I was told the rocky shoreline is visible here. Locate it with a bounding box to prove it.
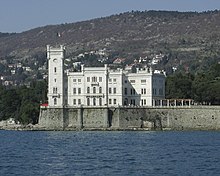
[0,123,169,131]
[2,124,219,131]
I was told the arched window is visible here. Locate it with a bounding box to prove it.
[87,87,90,94]
[99,98,102,106]
[124,98,128,106]
[54,98,57,105]
[93,87,96,94]
[93,98,96,106]
[87,98,90,106]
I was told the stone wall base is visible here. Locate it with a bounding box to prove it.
[38,106,220,131]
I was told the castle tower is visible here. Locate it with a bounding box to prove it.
[47,45,66,107]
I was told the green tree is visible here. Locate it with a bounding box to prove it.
[166,73,193,99]
[16,80,47,124]
[192,72,209,103]
[0,80,47,124]
[0,88,20,121]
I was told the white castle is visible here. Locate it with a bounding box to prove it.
[47,45,165,108]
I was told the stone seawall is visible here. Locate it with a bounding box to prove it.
[153,106,220,130]
[39,108,65,130]
[38,106,220,130]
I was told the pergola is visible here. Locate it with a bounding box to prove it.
[152,99,193,107]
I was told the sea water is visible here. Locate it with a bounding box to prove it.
[0,130,220,176]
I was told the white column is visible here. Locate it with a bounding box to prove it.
[153,99,155,107]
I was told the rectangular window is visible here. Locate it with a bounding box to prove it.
[78,99,81,105]
[144,99,146,105]
[53,87,57,94]
[92,76,97,82]
[130,88,133,95]
[78,79,81,83]
[109,78,112,82]
[73,88,76,94]
[144,88,146,94]
[109,99,112,105]
[141,88,143,94]
[73,79,76,82]
[124,88,127,95]
[131,99,135,105]
[99,87,102,93]
[54,67,57,73]
[113,78,117,82]
[109,87,112,94]
[114,99,117,105]
[113,88,116,94]
[159,89,163,95]
[99,77,102,82]
[141,99,144,106]
[73,99,76,105]
[87,77,90,82]
[141,80,146,84]
[78,88,81,94]
[87,87,90,94]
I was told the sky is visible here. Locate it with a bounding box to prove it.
[0,0,220,33]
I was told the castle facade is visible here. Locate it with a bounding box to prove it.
[47,45,165,108]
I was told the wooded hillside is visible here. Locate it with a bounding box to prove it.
[0,10,220,73]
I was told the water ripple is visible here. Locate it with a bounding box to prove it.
[0,131,220,175]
